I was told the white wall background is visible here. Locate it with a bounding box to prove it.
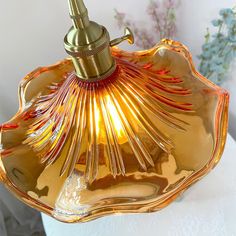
[0,0,235,137]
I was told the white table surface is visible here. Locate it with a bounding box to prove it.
[42,134,236,236]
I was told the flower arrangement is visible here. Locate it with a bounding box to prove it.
[115,3,236,86]
[114,0,179,49]
[198,8,236,85]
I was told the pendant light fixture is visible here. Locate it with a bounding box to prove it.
[0,0,229,223]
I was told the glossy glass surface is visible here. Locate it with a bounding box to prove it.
[0,39,229,223]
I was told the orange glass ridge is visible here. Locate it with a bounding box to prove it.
[0,39,229,223]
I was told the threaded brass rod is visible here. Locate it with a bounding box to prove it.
[68,0,90,29]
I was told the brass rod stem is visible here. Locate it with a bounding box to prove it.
[68,0,90,29]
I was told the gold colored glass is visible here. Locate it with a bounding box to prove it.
[0,39,229,223]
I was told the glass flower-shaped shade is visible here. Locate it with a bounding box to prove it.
[0,39,229,223]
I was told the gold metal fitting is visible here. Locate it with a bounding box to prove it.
[65,0,134,81]
[110,27,134,47]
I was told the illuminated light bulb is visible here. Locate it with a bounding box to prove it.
[0,0,229,223]
[104,95,127,144]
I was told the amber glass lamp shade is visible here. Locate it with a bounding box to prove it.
[0,38,229,222]
[0,0,230,223]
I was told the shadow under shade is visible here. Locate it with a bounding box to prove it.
[0,184,46,236]
[229,112,236,140]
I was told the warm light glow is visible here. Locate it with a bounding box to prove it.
[106,96,123,136]
[94,98,100,137]
[105,95,127,144]
[95,95,127,145]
